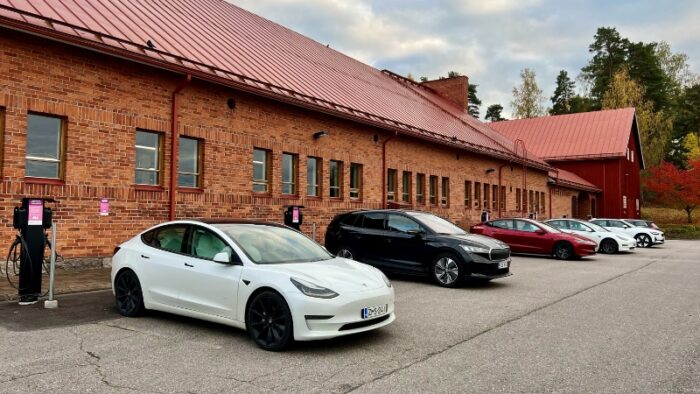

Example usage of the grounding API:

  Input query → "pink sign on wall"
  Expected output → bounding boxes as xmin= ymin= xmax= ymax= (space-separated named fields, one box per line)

xmin=100 ymin=199 xmax=109 ymax=216
xmin=27 ymin=199 xmax=43 ymax=226
xmin=292 ymin=206 xmax=300 ymax=224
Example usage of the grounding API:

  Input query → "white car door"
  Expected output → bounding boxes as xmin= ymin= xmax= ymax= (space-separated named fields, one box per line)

xmin=179 ymin=226 xmax=242 ymax=320
xmin=140 ymin=224 xmax=190 ymax=308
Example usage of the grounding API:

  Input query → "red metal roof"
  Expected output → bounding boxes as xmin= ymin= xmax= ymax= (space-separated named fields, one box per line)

xmin=0 ymin=0 xmax=550 ymax=170
xmin=489 ymin=108 xmax=640 ymax=164
xmin=548 ymin=168 xmax=600 ymax=193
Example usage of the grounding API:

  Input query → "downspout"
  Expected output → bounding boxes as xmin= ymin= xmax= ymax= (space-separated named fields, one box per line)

xmin=169 ymin=74 xmax=192 ymax=221
xmin=497 ymin=162 xmax=511 ymax=218
xmin=382 ymin=131 xmax=399 ymax=209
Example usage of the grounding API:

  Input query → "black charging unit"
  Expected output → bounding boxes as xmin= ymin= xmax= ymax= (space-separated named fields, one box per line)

xmin=283 ymin=205 xmax=304 ymax=231
xmin=13 ymin=198 xmax=53 ymax=305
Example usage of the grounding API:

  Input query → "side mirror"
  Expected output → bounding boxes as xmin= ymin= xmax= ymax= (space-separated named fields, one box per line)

xmin=407 ymin=229 xmax=423 ymax=237
xmin=213 ymin=252 xmax=232 ymax=264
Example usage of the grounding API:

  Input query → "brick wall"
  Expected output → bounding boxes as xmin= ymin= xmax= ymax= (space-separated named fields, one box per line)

xmin=0 ymin=30 xmax=553 ymax=261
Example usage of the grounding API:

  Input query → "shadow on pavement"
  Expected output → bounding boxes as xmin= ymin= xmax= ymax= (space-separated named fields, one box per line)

xmin=0 ymin=290 xmax=119 ymax=332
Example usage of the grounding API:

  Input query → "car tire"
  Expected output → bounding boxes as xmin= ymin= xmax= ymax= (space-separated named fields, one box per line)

xmin=600 ymin=238 xmax=618 ymax=254
xmin=635 ymin=234 xmax=652 ymax=248
xmin=246 ymin=290 xmax=294 ymax=351
xmin=553 ymin=242 xmax=575 ymax=260
xmin=335 ymin=245 xmax=357 ymax=260
xmin=430 ymin=253 xmax=463 ymax=288
xmin=114 ymin=269 xmax=145 ymax=317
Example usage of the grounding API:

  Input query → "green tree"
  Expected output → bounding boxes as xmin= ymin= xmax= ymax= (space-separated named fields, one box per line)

xmin=485 ymin=104 xmax=506 ymax=122
xmin=511 ymin=68 xmax=545 ymax=119
xmin=602 ymin=68 xmax=672 ymax=167
xmin=581 ymin=27 xmax=629 ymax=106
xmin=626 ymin=41 xmax=669 ymax=111
xmin=550 ymin=70 xmax=576 ymax=115
xmin=656 ymin=41 xmax=697 ymax=98
xmin=468 ymin=84 xmax=482 ymax=118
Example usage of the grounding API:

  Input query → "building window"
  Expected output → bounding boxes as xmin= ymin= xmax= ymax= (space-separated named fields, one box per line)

xmin=492 ymin=185 xmax=498 ymax=210
xmin=401 ymin=171 xmax=412 ymax=203
xmin=135 ymin=130 xmax=162 ymax=185
xmin=0 ymin=108 xmax=4 ymax=176
xmin=253 ymin=148 xmax=271 ymax=193
xmin=281 ymin=153 xmax=298 ymax=195
xmin=500 ymin=186 xmax=506 ymax=210
xmin=529 ymin=190 xmax=534 ymax=212
xmin=429 ymin=175 xmax=438 ymax=205
xmin=329 ymin=160 xmax=342 ymax=198
xmin=622 ymin=195 xmax=627 ymax=209
xmin=535 ymin=190 xmax=540 ymax=213
xmin=631 ymin=150 xmax=635 ymax=163
xmin=416 ymin=173 xmax=425 ymax=204
xmin=178 ymin=137 xmax=201 ymax=188
xmin=465 ymin=181 xmax=472 ymax=208
xmin=516 ymin=188 xmax=521 ymax=211
xmin=26 ymin=113 xmax=65 ymax=179
xmin=475 ymin=182 xmax=481 ymax=209
xmin=387 ymin=169 xmax=397 ymax=201
xmin=350 ymin=163 xmax=362 ymax=200
xmin=306 ymin=157 xmax=320 ymax=197
xmin=441 ymin=177 xmax=450 ymax=206
xmin=636 ymin=198 xmax=639 ymax=211
xmin=541 ymin=192 xmax=546 ymax=214
xmin=483 ymin=183 xmax=490 ymax=210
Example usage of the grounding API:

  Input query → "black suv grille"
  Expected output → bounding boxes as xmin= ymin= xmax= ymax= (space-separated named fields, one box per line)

xmin=489 ymin=248 xmax=510 ymax=261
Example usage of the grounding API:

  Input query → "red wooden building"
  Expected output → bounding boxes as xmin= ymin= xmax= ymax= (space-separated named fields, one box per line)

xmin=491 ymin=108 xmax=644 ymax=219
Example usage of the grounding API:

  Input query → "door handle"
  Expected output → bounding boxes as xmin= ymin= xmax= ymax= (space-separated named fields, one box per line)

xmin=184 ymin=263 xmax=194 ymax=267
xmin=141 ymin=255 xmax=150 ymax=259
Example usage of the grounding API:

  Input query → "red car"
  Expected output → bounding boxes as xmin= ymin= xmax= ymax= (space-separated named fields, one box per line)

xmin=470 ymin=218 xmax=597 ymax=260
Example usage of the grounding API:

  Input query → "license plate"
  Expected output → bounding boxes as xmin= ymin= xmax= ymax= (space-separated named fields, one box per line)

xmin=498 ymin=260 xmax=509 ymax=269
xmin=362 ymin=304 xmax=388 ymax=319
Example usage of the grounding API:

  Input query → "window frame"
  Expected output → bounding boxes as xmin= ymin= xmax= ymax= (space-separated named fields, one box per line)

xmin=474 ymin=182 xmax=481 ymax=209
xmin=252 ymin=148 xmax=272 ymax=193
xmin=464 ymin=181 xmax=472 ymax=209
xmin=491 ymin=184 xmax=498 ymax=210
xmin=500 ymin=186 xmax=506 ymax=210
xmin=0 ymin=108 xmax=4 ymax=178
xmin=401 ymin=171 xmax=412 ymax=203
xmin=135 ymin=129 xmax=164 ymax=186
xmin=281 ymin=152 xmax=298 ymax=195
xmin=387 ymin=168 xmax=397 ymax=202
xmin=441 ymin=177 xmax=450 ymax=206
xmin=515 ymin=188 xmax=521 ymax=211
xmin=306 ymin=156 xmax=321 ymax=197
xmin=483 ymin=183 xmax=490 ymax=209
xmin=25 ymin=112 xmax=67 ymax=181
xmin=189 ymin=225 xmax=239 ymax=263
xmin=350 ymin=162 xmax=362 ymax=200
xmin=416 ymin=173 xmax=425 ymax=204
xmin=329 ymin=160 xmax=343 ymax=198
xmin=178 ymin=136 xmax=203 ymax=189
xmin=429 ymin=175 xmax=438 ymax=205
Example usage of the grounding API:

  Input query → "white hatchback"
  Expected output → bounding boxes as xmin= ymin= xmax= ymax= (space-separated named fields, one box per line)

xmin=111 ymin=220 xmax=395 ymax=351
xmin=545 ymin=219 xmax=636 ymax=254
xmin=590 ymin=218 xmax=665 ymax=248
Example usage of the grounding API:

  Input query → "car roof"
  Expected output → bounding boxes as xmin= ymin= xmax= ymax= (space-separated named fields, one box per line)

xmin=342 ymin=209 xmax=433 ymax=215
xmin=160 ymin=218 xmax=287 ymax=228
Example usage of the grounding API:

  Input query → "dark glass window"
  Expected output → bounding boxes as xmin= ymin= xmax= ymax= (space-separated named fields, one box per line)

xmin=361 ymin=212 xmax=386 ymax=230
xmin=350 ymin=163 xmax=362 ymax=199
xmin=387 ymin=169 xmax=397 ymax=201
xmin=306 ymin=157 xmax=320 ymax=196
xmin=281 ymin=153 xmax=297 ymax=195
xmin=155 ymin=225 xmax=187 ymax=253
xmin=26 ymin=114 xmax=64 ymax=179
xmin=178 ymin=137 xmax=201 ymax=188
xmin=387 ymin=214 xmax=421 ymax=233
xmin=253 ymin=148 xmax=271 ymax=192
xmin=416 ymin=173 xmax=425 ymax=204
xmin=329 ymin=160 xmax=342 ymax=198
xmin=135 ymin=130 xmax=162 ymax=185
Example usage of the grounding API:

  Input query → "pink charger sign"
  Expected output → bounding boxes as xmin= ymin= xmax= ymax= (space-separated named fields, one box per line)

xmin=100 ymin=199 xmax=109 ymax=216
xmin=27 ymin=199 xmax=43 ymax=226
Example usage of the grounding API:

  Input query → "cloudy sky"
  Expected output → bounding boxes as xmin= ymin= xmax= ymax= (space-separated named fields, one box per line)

xmin=231 ymin=0 xmax=700 ymax=119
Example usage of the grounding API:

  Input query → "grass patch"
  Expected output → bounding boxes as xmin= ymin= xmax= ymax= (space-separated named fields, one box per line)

xmin=641 ymin=207 xmax=700 ymax=240
xmin=657 ymin=224 xmax=700 ymax=240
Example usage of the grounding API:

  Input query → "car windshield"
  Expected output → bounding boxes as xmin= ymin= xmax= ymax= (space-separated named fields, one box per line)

xmin=406 ymin=212 xmax=466 ymax=235
xmin=585 ymin=221 xmax=610 ymax=232
xmin=213 ymin=224 xmax=332 ymax=264
xmin=538 ymin=221 xmax=562 ymax=233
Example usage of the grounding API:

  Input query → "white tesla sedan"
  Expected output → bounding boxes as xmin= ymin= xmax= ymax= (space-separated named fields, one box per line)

xmin=590 ymin=218 xmax=665 ymax=248
xmin=544 ymin=218 xmax=636 ymax=254
xmin=111 ymin=220 xmax=395 ymax=350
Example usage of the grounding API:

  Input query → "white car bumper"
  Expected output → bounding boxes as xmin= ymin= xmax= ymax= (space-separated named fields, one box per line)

xmin=652 ymin=234 xmax=665 ymax=244
xmin=618 ymin=241 xmax=636 ymax=252
xmin=289 ymin=286 xmax=395 ymax=341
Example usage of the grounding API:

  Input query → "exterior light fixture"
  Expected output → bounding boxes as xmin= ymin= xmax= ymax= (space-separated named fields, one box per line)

xmin=313 ymin=131 xmax=329 ymax=139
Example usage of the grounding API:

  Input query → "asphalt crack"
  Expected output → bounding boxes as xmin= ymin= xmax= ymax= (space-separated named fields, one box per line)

xmin=0 ymin=370 xmax=49 ymax=384
xmin=344 ymin=259 xmax=660 ymax=393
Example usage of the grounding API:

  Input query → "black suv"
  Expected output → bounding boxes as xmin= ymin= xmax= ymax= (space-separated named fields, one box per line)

xmin=325 ymin=210 xmax=512 ymax=287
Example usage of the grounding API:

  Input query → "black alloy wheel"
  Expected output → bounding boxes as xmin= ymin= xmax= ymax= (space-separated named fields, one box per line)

xmin=431 ymin=253 xmax=463 ymax=288
xmin=335 ymin=246 xmax=355 ymax=260
xmin=553 ymin=242 xmax=574 ymax=260
xmin=635 ymin=234 xmax=652 ymax=248
xmin=247 ymin=291 xmax=293 ymax=351
xmin=114 ymin=270 xmax=145 ymax=317
xmin=600 ymin=238 xmax=618 ymax=254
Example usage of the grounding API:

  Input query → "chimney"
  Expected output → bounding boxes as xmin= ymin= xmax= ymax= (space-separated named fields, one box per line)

xmin=421 ymin=75 xmax=469 ymax=110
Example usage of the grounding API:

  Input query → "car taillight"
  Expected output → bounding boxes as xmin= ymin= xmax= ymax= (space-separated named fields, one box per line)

xmin=113 ymin=246 xmax=121 ymax=256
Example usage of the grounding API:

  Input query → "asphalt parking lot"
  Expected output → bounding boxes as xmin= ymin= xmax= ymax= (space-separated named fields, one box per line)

xmin=1 ymin=240 xmax=699 ymax=393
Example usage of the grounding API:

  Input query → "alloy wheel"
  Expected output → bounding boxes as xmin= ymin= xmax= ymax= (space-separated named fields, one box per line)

xmin=115 ymin=270 xmax=144 ymax=317
xmin=635 ymin=234 xmax=652 ymax=248
xmin=601 ymin=239 xmax=618 ymax=254
xmin=247 ymin=292 xmax=292 ymax=351
xmin=434 ymin=256 xmax=460 ymax=286
xmin=554 ymin=243 xmax=573 ymax=260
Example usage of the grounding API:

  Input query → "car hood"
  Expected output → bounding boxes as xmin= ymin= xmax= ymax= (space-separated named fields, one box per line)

xmin=440 ymin=233 xmax=509 ymax=249
xmin=263 ymin=257 xmax=386 ymax=292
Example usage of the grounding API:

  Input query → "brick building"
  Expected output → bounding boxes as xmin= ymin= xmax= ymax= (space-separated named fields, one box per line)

xmin=491 ymin=108 xmax=643 ymax=219
xmin=0 ymin=0 xmax=594 ymax=264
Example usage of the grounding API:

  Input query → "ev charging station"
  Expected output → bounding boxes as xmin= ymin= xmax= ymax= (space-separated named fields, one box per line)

xmin=12 ymin=197 xmax=54 ymax=305
xmin=283 ymin=205 xmax=304 ymax=231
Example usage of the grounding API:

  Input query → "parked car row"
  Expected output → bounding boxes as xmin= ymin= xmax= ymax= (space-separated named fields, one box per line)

xmin=111 ymin=210 xmax=663 ymax=351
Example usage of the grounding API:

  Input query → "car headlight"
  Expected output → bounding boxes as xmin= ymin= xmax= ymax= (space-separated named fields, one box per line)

xmin=460 ymin=244 xmax=490 ymax=254
xmin=290 ymin=277 xmax=339 ymax=299
xmin=651 ymin=231 xmax=661 ymax=236
xmin=380 ymin=271 xmax=392 ymax=288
